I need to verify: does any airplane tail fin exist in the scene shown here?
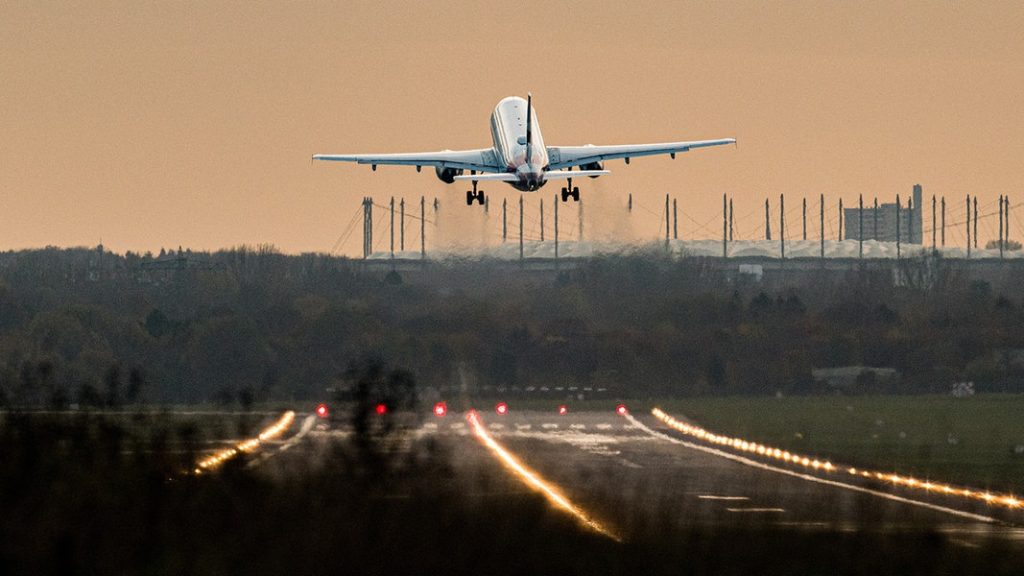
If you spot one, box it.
[525,92,533,160]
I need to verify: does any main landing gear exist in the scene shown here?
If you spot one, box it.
[560,177,580,202]
[466,179,485,206]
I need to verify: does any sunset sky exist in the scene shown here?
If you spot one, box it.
[2,1,1022,255]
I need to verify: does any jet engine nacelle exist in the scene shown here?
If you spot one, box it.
[435,166,464,184]
[580,161,604,178]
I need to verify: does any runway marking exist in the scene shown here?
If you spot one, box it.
[541,423,559,429]
[727,507,785,513]
[502,429,646,468]
[488,423,505,430]
[449,423,465,430]
[423,422,438,430]
[570,424,586,430]
[466,411,621,542]
[515,424,532,430]
[698,495,750,501]
[596,424,613,430]
[310,429,352,438]
[623,413,1000,524]
[774,521,832,528]
[251,415,317,466]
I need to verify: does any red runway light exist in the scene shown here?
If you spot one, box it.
[315,404,329,418]
[495,402,508,415]
[434,402,447,417]
[616,404,628,416]
[558,405,568,415]
[375,403,388,415]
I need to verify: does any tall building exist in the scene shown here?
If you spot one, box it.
[844,184,923,243]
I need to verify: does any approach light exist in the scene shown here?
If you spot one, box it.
[558,405,568,415]
[616,404,628,416]
[315,403,329,418]
[495,402,508,415]
[434,402,447,417]
[375,403,388,415]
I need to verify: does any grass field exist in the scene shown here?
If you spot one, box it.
[650,395,1024,494]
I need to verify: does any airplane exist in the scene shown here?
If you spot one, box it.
[313,94,735,206]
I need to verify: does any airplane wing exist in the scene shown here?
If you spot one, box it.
[545,138,735,170]
[312,148,505,173]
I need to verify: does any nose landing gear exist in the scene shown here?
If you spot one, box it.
[465,180,486,206]
[560,177,580,202]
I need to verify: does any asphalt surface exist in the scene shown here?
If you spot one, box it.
[251,408,1024,548]
[428,409,1024,545]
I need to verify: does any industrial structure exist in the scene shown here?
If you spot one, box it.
[350,184,1016,265]
[843,184,923,243]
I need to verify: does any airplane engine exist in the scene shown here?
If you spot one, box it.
[435,166,464,184]
[580,161,604,178]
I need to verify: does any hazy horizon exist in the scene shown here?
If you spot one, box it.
[2,1,1022,255]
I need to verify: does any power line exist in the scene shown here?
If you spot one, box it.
[329,204,364,255]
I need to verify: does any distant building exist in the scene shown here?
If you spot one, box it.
[737,263,763,281]
[811,366,899,389]
[844,184,923,244]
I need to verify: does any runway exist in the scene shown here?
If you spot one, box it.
[425,409,1024,545]
[238,405,1024,553]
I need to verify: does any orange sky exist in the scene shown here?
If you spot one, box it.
[2,1,1022,255]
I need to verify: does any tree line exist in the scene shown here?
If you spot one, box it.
[1,246,1023,407]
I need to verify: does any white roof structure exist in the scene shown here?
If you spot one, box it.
[368,239,1022,261]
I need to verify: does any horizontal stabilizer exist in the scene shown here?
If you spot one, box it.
[542,170,609,180]
[452,173,518,181]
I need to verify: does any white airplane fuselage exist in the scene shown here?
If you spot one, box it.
[312,95,735,204]
[489,96,548,192]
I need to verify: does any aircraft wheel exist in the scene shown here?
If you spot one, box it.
[561,188,569,203]
[477,191,486,205]
[466,191,473,206]
[572,187,580,202]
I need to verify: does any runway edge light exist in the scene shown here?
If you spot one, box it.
[315,403,329,418]
[434,402,447,417]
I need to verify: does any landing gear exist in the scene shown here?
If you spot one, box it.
[466,180,486,206]
[560,177,580,202]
